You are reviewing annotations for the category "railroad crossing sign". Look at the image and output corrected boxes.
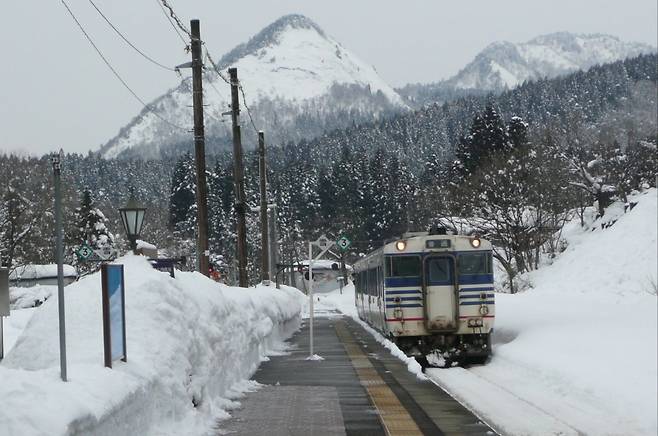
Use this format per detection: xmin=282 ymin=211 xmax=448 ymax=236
xmin=76 ymin=244 xmax=94 ymax=260
xmin=336 ymin=235 xmax=351 ymax=251
xmin=94 ymin=246 xmax=119 ymax=261
xmin=312 ymin=234 xmax=333 ymax=250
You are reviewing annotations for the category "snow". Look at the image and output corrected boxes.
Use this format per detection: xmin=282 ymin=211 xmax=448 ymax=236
xmin=451 ymin=32 xmax=655 ymax=91
xmin=9 ymin=264 xmax=77 ymax=280
xmin=0 ymin=255 xmax=305 ymax=436
xmin=135 ymin=239 xmax=156 ymax=251
xmin=9 ymin=285 xmax=55 ymax=309
xmin=102 ymin=16 xmax=407 ymax=159
xmin=316 ymin=189 xmax=657 ymax=436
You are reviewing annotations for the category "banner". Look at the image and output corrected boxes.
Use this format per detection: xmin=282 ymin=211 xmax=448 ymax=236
xmin=101 ymin=264 xmax=126 ymax=367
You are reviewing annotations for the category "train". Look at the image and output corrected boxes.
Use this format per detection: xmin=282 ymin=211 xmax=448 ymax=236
xmin=353 ymin=229 xmax=494 ymax=367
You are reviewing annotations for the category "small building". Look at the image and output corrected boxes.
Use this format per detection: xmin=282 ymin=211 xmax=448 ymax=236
xmin=292 ymin=260 xmax=352 ymax=294
xmin=9 ymin=264 xmax=78 ymax=288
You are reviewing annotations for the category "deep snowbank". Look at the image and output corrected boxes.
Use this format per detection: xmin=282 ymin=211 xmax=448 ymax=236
xmin=0 ymin=256 xmax=304 ymax=436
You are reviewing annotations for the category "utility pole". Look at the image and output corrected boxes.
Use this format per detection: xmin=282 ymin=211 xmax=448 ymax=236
xmin=190 ymin=19 xmax=210 ymax=276
xmin=52 ymin=150 xmax=67 ymax=382
xmin=229 ymin=67 xmax=248 ymax=287
xmin=258 ymin=131 xmax=270 ymax=282
xmin=268 ymin=205 xmax=278 ymax=286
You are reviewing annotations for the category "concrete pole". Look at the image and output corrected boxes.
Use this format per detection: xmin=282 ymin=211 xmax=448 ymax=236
xmin=258 ymin=132 xmax=269 ymax=282
xmin=52 ymin=150 xmax=67 ymax=382
xmin=308 ymin=241 xmax=314 ymax=358
xmin=190 ymin=19 xmax=210 ymax=276
xmin=229 ymin=67 xmax=248 ymax=287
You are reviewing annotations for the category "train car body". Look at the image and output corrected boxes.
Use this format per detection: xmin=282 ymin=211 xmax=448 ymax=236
xmin=353 ymin=231 xmax=494 ymax=365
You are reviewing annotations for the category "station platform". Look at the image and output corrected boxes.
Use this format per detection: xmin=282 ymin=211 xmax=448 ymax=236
xmin=216 ymin=313 xmax=495 ymax=436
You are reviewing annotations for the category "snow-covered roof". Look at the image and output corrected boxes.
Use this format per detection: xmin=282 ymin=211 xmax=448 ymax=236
xmin=136 ymin=240 xmax=157 ymax=251
xmin=294 ymin=259 xmax=353 ymax=271
xmin=9 ymin=264 xmax=77 ymax=281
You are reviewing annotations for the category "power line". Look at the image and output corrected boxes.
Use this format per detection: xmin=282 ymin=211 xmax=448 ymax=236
xmin=203 ymin=48 xmax=230 ymax=85
xmin=158 ymin=0 xmax=192 ymax=39
xmin=60 ymin=0 xmax=187 ymax=131
xmin=204 ymin=47 xmax=259 ymax=134
xmin=238 ymin=82 xmax=260 ymax=135
xmin=153 ymin=0 xmax=188 ymax=49
xmin=87 ymin=0 xmax=175 ymax=72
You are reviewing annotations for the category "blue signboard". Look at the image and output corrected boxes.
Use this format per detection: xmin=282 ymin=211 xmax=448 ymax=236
xmin=101 ymin=264 xmax=126 ymax=367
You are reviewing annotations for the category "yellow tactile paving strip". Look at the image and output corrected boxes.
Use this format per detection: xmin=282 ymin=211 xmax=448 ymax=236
xmin=335 ymin=321 xmax=424 ymax=436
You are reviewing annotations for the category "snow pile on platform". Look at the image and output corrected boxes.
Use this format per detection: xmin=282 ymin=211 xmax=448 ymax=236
xmin=0 ymin=256 xmax=304 ymax=436
xmin=9 ymin=284 xmax=56 ymax=309
xmin=429 ymin=189 xmax=658 ymax=436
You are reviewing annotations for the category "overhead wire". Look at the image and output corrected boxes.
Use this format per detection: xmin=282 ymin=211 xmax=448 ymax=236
xmin=153 ymin=0 xmax=188 ymax=49
xmin=150 ymin=0 xmax=263 ymax=136
xmin=60 ymin=0 xmax=188 ymax=131
xmin=204 ymin=47 xmax=260 ymax=135
xmin=157 ymin=0 xmax=192 ymax=39
xmin=87 ymin=0 xmax=175 ymax=72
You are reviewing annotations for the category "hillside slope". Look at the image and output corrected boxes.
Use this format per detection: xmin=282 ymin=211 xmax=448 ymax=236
xmin=100 ymin=14 xmax=407 ymax=159
xmin=400 ymin=32 xmax=655 ymax=106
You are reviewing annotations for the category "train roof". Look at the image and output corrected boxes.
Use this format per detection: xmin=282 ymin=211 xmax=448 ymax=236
xmin=353 ymin=233 xmax=491 ymax=271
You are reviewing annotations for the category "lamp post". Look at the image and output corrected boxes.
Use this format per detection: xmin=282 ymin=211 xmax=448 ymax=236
xmin=119 ymin=191 xmax=147 ymax=253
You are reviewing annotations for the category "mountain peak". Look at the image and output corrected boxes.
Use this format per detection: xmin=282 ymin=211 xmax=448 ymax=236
xmin=446 ymin=32 xmax=655 ymax=91
xmin=100 ymin=13 xmax=406 ymax=159
xmin=216 ymin=14 xmax=325 ymax=68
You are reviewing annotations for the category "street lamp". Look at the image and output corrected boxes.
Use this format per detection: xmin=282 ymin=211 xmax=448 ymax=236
xmin=119 ymin=191 xmax=146 ymax=253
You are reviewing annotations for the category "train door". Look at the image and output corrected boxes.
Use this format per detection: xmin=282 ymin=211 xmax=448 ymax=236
xmin=376 ymin=265 xmax=384 ymax=331
xmin=423 ymin=255 xmax=458 ymax=331
xmin=358 ymin=270 xmax=366 ymax=319
xmin=367 ymin=268 xmax=375 ymax=325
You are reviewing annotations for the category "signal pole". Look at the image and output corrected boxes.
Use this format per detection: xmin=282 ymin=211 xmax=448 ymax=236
xmin=258 ymin=131 xmax=270 ymax=282
xmin=229 ymin=67 xmax=248 ymax=287
xmin=190 ymin=19 xmax=210 ymax=276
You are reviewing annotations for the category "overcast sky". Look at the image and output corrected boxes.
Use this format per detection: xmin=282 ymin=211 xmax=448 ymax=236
xmin=1 ymin=0 xmax=656 ymax=156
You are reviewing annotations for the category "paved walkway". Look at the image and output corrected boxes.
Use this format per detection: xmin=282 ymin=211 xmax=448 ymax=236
xmin=216 ymin=313 xmax=494 ymax=436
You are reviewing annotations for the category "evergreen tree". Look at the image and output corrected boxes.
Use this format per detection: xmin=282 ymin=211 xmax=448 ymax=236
xmin=67 ymin=189 xmax=115 ymax=273
xmin=169 ymin=153 xmax=197 ymax=237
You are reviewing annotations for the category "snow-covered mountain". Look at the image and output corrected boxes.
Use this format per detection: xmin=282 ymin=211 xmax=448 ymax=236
xmin=100 ymin=14 xmax=407 ymax=159
xmin=399 ymin=32 xmax=655 ymax=106
xmin=449 ymin=32 xmax=655 ymax=90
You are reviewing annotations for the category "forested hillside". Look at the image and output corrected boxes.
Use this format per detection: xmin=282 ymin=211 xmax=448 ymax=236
xmin=1 ymin=54 xmax=655 ymax=288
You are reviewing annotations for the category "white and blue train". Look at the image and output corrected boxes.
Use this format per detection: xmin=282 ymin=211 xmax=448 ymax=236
xmin=353 ymin=229 xmax=494 ymax=366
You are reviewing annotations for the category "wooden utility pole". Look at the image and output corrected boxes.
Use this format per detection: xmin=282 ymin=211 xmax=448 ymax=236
xmin=258 ymin=131 xmax=270 ymax=282
xmin=190 ymin=19 xmax=210 ymax=277
xmin=229 ymin=67 xmax=248 ymax=287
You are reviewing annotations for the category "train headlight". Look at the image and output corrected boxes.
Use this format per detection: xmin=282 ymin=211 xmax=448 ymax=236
xmin=395 ymin=240 xmax=406 ymax=251
xmin=470 ymin=237 xmax=481 ymax=248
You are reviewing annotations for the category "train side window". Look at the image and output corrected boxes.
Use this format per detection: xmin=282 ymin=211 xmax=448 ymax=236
xmin=458 ymin=253 xmax=492 ymax=275
xmin=389 ymin=256 xmax=421 ymax=277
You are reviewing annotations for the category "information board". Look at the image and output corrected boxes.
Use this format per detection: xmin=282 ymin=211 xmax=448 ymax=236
xmin=101 ymin=264 xmax=126 ymax=367
xmin=0 ymin=268 xmax=9 ymax=317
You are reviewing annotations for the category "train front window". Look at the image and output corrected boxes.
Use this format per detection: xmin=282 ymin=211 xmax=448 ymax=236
xmin=427 ymin=257 xmax=452 ymax=284
xmin=458 ymin=253 xmax=492 ymax=275
xmin=387 ymin=256 xmax=421 ymax=277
